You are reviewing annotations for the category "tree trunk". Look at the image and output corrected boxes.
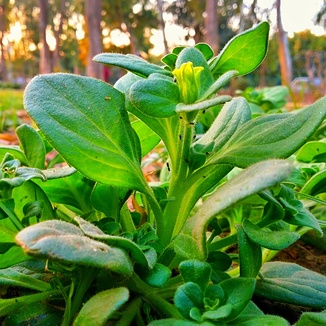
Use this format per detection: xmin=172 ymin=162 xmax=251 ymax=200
xmin=276 ymin=0 xmax=292 ymax=85
xmin=157 ymin=0 xmax=168 ymax=55
xmin=204 ymin=0 xmax=219 ymax=54
xmin=0 ymin=4 xmax=7 ymax=81
xmin=53 ymin=0 xmax=66 ymax=72
xmin=85 ymin=0 xmax=102 ymax=79
xmin=38 ymin=0 xmax=52 ymax=74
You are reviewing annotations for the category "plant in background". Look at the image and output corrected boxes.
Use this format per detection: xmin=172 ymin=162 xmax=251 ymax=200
xmin=0 ymin=22 xmax=326 ymax=325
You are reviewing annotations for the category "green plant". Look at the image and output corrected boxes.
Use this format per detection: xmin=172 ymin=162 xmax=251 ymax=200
xmin=1 ymin=22 xmax=326 ymax=325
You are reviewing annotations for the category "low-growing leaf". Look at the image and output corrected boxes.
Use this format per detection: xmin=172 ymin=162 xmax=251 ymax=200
xmin=255 ymin=262 xmax=326 ymax=308
xmin=0 ymin=146 xmax=27 ymax=165
xmin=12 ymin=180 xmax=56 ymax=221
xmin=73 ymin=287 xmax=129 ymax=326
xmin=294 ymin=309 xmax=326 ymax=326
xmin=174 ymin=282 xmax=204 ymax=319
xmin=15 ymin=220 xmax=133 ymax=276
xmin=35 ymin=171 xmax=94 ymax=213
xmin=91 ymin=183 xmax=130 ymax=218
xmin=219 ymin=277 xmax=256 ymax=322
xmin=243 ymin=219 xmax=300 ymax=250
xmin=228 ymin=315 xmax=289 ymax=326
xmin=140 ymin=263 xmax=171 ymax=288
xmin=0 ymin=262 xmax=51 ymax=292
xmin=301 ymin=170 xmax=326 ymax=196
xmin=179 ymin=260 xmax=212 ymax=291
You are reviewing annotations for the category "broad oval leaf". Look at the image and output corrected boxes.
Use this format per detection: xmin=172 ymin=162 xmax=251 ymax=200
xmin=93 ymin=53 xmax=171 ymax=78
xmin=15 ymin=220 xmax=133 ymax=276
xmin=24 ymin=74 xmax=147 ymax=192
xmin=209 ymin=22 xmax=270 ymax=77
xmin=219 ymin=277 xmax=256 ymax=321
xmin=73 ymin=287 xmax=129 ymax=326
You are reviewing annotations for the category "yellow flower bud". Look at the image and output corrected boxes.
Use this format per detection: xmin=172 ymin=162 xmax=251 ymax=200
xmin=172 ymin=62 xmax=204 ymax=104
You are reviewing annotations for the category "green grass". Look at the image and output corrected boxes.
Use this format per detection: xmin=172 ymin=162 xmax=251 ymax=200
xmin=0 ymin=89 xmax=24 ymax=111
xmin=0 ymin=89 xmax=24 ymax=131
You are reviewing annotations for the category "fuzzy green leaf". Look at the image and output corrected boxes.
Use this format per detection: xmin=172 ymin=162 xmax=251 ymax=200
xmin=212 ymin=96 xmax=326 ymax=167
xmin=255 ymin=262 xmax=326 ymax=308
xmin=130 ymin=77 xmax=180 ymax=118
xmin=243 ymin=219 xmax=300 ymax=250
xmin=24 ymin=74 xmax=147 ymax=192
xmin=94 ymin=53 xmax=171 ymax=77
xmin=179 ymin=260 xmax=212 ymax=291
xmin=237 ymin=225 xmax=262 ymax=278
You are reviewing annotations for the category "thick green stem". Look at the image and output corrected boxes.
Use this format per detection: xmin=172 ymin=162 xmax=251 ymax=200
xmin=158 ymin=117 xmax=194 ymax=245
xmin=127 ymin=273 xmax=182 ymax=319
xmin=68 ymin=267 xmax=98 ymax=324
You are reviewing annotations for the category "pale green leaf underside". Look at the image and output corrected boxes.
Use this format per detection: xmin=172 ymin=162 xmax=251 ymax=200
xmin=174 ymin=160 xmax=294 ymax=259
xmin=24 ymin=74 xmax=147 ymax=192
xmin=15 ymin=220 xmax=133 ymax=276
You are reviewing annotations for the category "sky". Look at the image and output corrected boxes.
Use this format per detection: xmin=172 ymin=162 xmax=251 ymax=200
xmin=254 ymin=0 xmax=325 ymax=36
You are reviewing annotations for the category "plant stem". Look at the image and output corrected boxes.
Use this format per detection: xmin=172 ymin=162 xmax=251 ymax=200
xmin=68 ymin=267 xmax=98 ymax=325
xmin=0 ymin=200 xmax=23 ymax=231
xmin=158 ymin=117 xmax=194 ymax=245
xmin=120 ymin=203 xmax=136 ymax=233
xmin=115 ymin=297 xmax=143 ymax=326
xmin=127 ymin=273 xmax=182 ymax=319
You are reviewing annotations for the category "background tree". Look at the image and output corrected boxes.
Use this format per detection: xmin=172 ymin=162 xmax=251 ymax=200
xmin=38 ymin=0 xmax=52 ymax=73
xmin=0 ymin=1 xmax=8 ymax=81
xmin=85 ymin=0 xmax=102 ymax=78
xmin=275 ymin=0 xmax=292 ymax=85
xmin=204 ymin=0 xmax=219 ymax=54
